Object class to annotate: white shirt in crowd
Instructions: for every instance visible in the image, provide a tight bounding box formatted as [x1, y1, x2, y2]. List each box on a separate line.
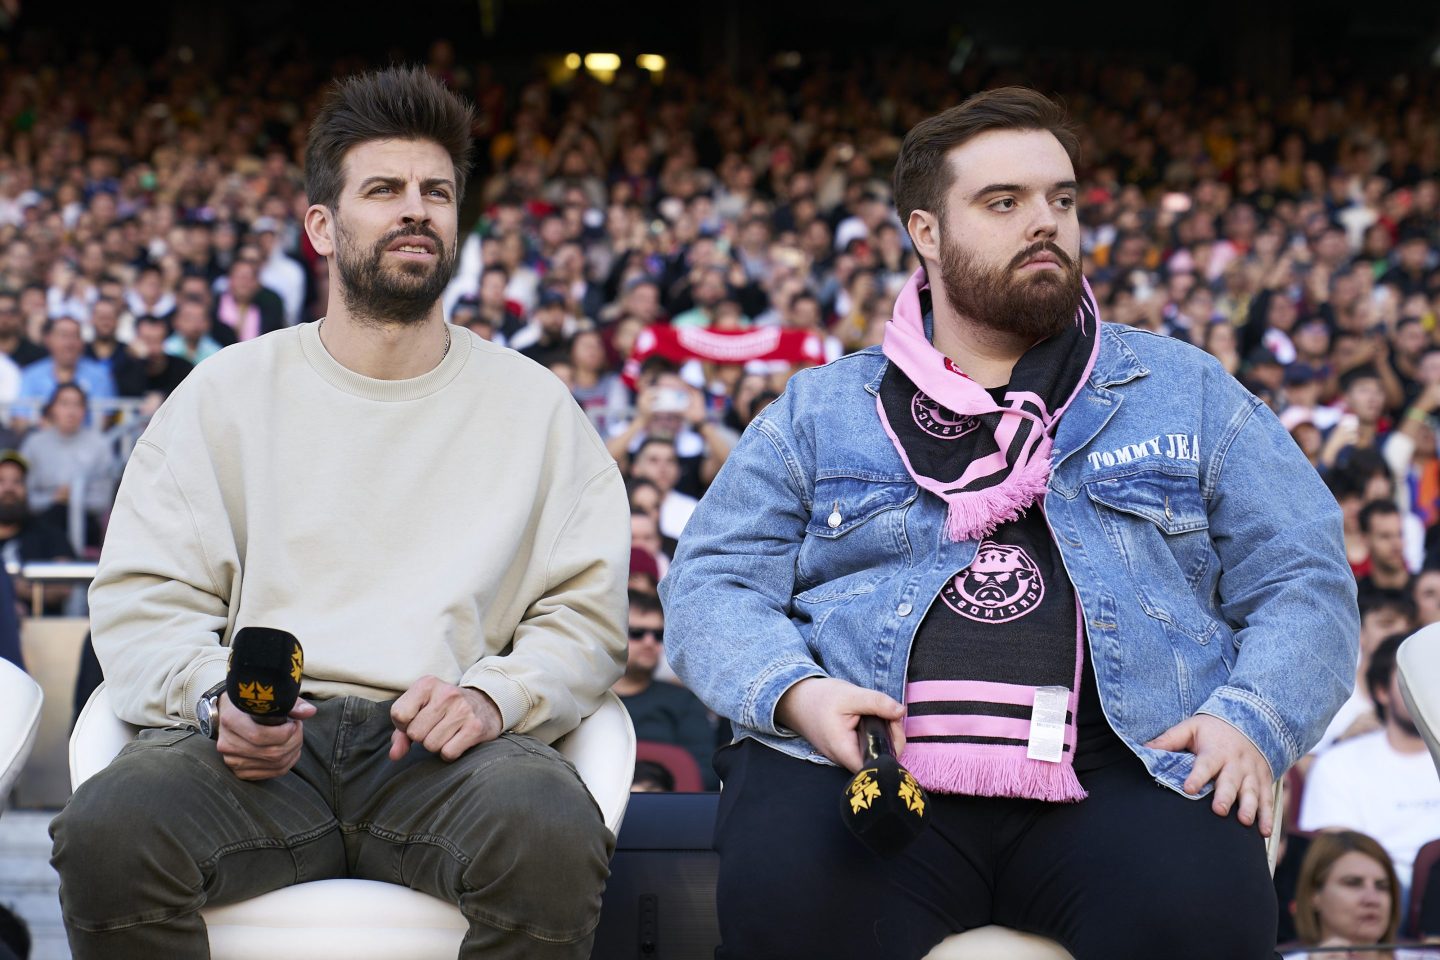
[261, 251, 307, 327]
[1299, 730, 1440, 891]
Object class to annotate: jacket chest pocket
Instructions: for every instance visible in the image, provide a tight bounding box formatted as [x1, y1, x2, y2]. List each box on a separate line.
[1084, 470, 1220, 645]
[795, 476, 917, 599]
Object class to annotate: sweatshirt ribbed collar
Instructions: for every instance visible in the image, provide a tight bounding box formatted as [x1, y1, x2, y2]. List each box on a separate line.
[299, 319, 469, 402]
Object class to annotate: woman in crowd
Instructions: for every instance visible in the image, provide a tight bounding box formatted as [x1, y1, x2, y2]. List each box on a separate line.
[1287, 830, 1403, 958]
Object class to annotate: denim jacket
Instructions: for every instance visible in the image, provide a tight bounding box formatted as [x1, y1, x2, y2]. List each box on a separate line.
[661, 324, 1359, 797]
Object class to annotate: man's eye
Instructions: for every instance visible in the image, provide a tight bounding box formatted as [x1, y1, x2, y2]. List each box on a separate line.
[1056, 196, 1075, 209]
[992, 198, 1016, 211]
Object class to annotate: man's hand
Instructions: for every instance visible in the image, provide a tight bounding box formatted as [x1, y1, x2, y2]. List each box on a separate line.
[775, 677, 905, 773]
[1146, 713, 1275, 837]
[216, 694, 316, 781]
[389, 675, 503, 762]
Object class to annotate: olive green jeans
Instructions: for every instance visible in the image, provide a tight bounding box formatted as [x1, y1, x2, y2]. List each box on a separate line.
[50, 696, 613, 959]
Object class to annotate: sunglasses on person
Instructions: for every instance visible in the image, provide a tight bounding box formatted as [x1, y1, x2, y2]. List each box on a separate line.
[627, 627, 663, 643]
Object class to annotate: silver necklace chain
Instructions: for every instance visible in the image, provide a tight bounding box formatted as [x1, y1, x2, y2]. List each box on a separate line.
[318, 319, 451, 362]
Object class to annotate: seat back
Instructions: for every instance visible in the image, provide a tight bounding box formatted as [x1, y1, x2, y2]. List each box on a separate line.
[636, 739, 705, 791]
[70, 683, 635, 833]
[1409, 836, 1440, 937]
[0, 658, 44, 801]
[1399, 626, 1440, 776]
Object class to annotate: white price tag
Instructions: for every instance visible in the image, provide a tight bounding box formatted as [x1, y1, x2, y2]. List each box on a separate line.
[1027, 686, 1069, 763]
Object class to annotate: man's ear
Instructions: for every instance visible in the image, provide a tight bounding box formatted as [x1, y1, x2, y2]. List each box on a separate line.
[305, 203, 336, 258]
[908, 209, 941, 266]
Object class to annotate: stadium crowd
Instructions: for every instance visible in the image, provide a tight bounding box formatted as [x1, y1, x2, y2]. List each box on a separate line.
[2, 36, 1440, 953]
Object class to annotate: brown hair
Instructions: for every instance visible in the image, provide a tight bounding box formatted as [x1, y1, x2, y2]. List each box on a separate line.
[305, 66, 475, 211]
[892, 86, 1080, 240]
[1293, 829, 1400, 944]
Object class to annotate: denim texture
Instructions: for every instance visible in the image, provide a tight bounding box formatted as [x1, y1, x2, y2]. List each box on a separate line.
[661, 324, 1360, 796]
[50, 696, 613, 959]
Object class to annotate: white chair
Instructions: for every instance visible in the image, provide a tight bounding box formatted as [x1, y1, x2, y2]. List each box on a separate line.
[70, 683, 636, 959]
[918, 779, 1288, 960]
[0, 657, 43, 802]
[1399, 623, 1440, 774]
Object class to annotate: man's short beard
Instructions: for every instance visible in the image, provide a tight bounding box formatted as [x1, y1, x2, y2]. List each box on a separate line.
[335, 217, 455, 326]
[938, 233, 1084, 343]
[0, 499, 28, 525]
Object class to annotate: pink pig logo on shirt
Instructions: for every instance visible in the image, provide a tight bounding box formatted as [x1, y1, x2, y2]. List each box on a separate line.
[911, 390, 980, 440]
[941, 541, 1045, 624]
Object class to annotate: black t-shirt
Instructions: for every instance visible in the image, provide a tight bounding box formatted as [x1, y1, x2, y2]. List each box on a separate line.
[0, 515, 75, 568]
[5, 339, 46, 368]
[114, 352, 194, 398]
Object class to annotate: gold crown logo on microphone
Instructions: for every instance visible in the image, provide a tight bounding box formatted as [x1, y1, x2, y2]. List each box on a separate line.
[238, 681, 277, 713]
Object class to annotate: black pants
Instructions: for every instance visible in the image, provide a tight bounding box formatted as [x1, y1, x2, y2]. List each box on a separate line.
[713, 739, 1277, 960]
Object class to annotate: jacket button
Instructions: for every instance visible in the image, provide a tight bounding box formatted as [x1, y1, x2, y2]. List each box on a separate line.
[897, 602, 912, 616]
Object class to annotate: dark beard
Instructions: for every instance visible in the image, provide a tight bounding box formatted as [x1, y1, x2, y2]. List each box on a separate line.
[335, 219, 456, 325]
[939, 235, 1084, 343]
[0, 500, 28, 525]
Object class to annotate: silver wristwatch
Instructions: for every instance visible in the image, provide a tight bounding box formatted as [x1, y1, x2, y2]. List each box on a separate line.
[196, 681, 227, 739]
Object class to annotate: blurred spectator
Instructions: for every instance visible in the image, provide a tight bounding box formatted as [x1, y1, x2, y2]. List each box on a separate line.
[0, 450, 76, 614]
[1356, 501, 1412, 606]
[631, 760, 676, 793]
[18, 383, 117, 552]
[568, 328, 625, 434]
[1314, 593, 1415, 753]
[251, 217, 307, 327]
[509, 290, 580, 366]
[164, 298, 222, 365]
[212, 259, 285, 345]
[612, 590, 718, 789]
[629, 437, 698, 544]
[1413, 569, 1440, 626]
[608, 372, 733, 497]
[1285, 830, 1400, 957]
[84, 297, 126, 368]
[629, 546, 660, 595]
[125, 265, 175, 323]
[0, 291, 45, 368]
[1300, 633, 1440, 893]
[114, 315, 194, 399]
[15, 316, 115, 420]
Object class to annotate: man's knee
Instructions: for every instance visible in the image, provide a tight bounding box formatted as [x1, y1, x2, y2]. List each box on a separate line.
[449, 741, 611, 939]
[51, 749, 206, 925]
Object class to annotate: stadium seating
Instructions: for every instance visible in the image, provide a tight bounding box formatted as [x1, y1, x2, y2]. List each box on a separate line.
[636, 739, 705, 791]
[69, 683, 635, 959]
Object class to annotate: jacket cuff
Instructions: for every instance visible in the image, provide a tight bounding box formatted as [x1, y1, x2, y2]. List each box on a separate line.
[463, 667, 532, 733]
[1196, 684, 1298, 778]
[745, 659, 828, 736]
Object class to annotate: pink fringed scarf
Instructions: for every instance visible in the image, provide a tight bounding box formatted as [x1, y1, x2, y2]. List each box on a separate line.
[877, 268, 1100, 543]
[878, 268, 1101, 802]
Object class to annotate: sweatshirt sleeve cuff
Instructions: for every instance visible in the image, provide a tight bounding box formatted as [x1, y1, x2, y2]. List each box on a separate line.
[462, 667, 533, 733]
[178, 655, 230, 725]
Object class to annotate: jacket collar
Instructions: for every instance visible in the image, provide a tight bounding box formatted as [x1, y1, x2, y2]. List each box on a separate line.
[1089, 323, 1149, 389]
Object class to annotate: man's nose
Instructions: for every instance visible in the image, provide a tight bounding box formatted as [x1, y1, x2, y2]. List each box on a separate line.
[398, 184, 429, 225]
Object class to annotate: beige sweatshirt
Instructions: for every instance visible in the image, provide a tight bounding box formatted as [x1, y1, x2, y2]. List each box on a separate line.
[90, 322, 629, 744]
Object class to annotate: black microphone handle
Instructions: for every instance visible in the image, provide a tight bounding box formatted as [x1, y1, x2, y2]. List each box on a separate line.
[857, 715, 894, 765]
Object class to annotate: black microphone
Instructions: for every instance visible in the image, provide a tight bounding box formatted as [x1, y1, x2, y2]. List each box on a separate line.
[226, 627, 304, 726]
[839, 716, 930, 858]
